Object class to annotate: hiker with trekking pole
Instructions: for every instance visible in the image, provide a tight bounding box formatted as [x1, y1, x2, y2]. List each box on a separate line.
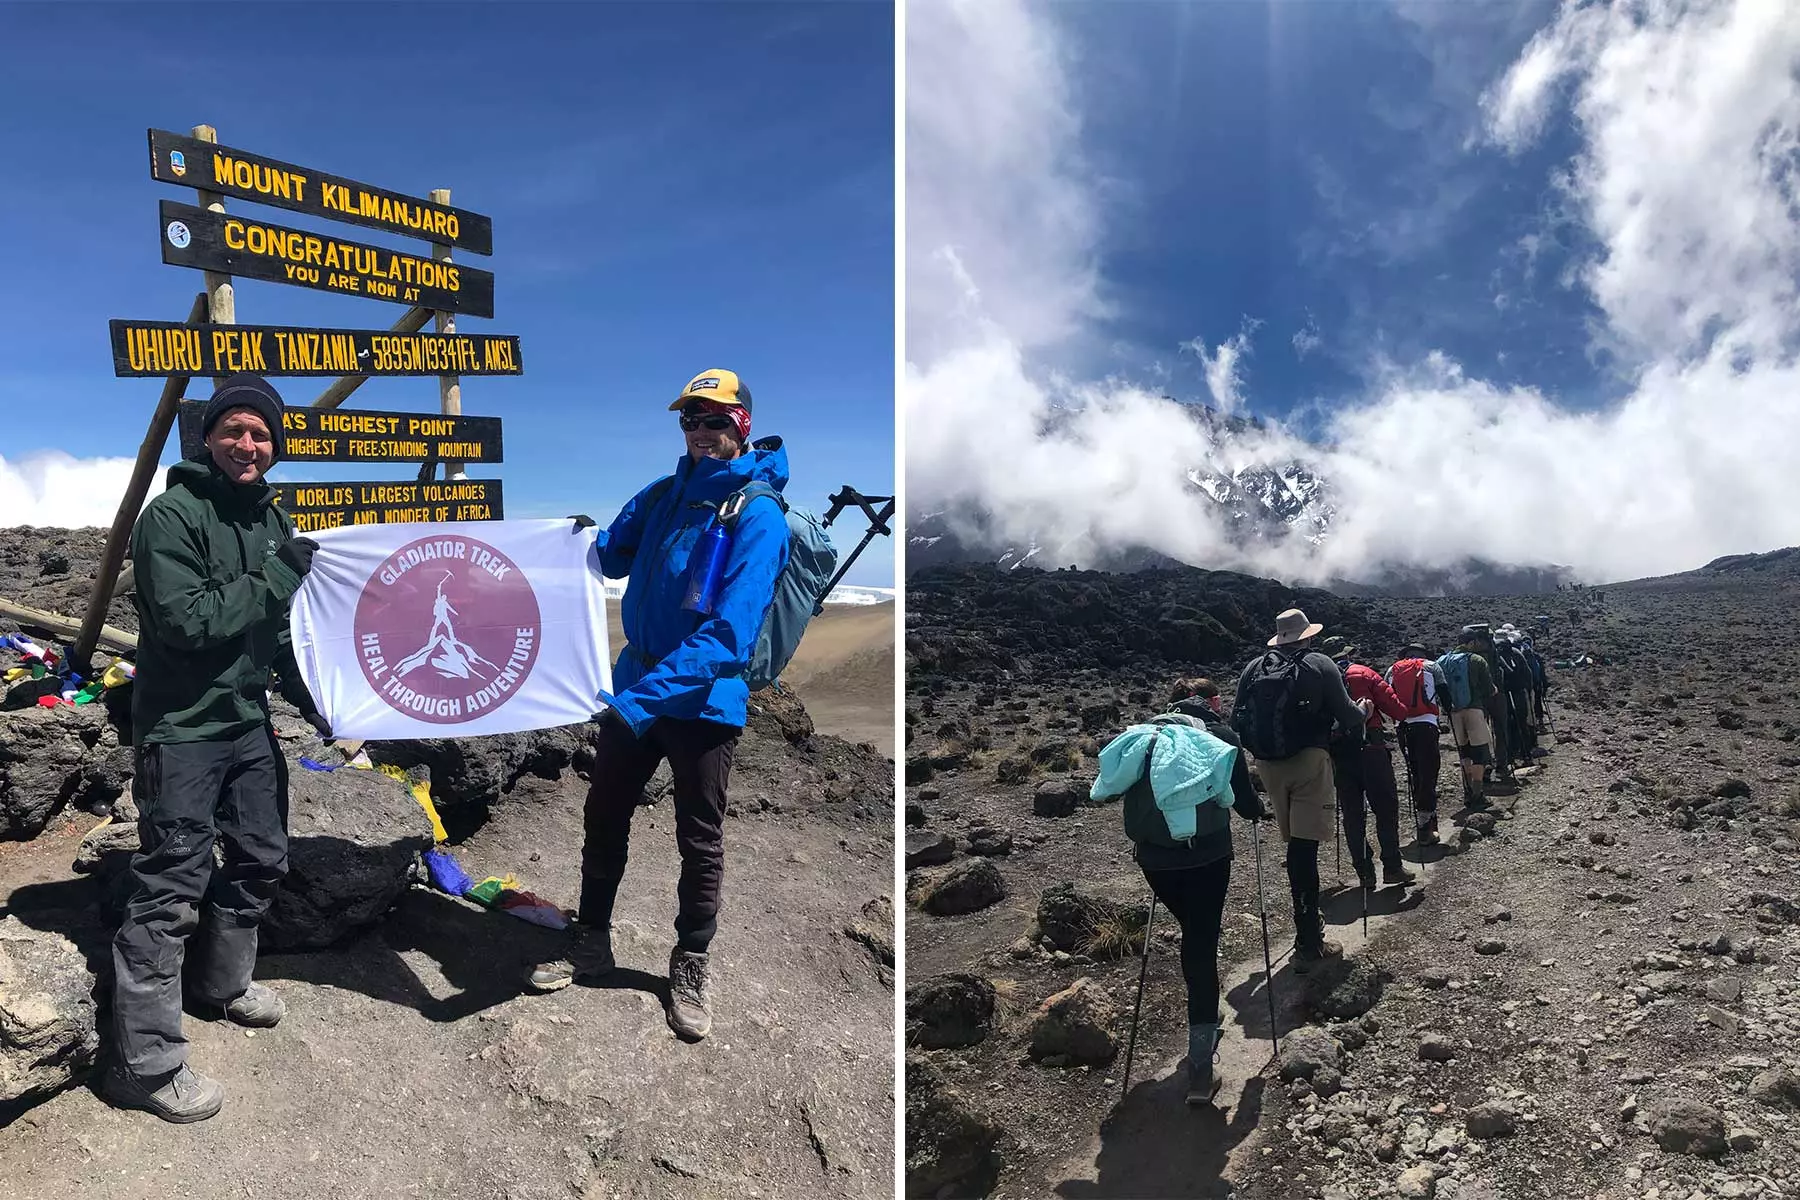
[1385, 642, 1449, 847]
[1320, 637, 1417, 906]
[1093, 678, 1268, 1107]
[1437, 628, 1499, 809]
[1231, 610, 1372, 976]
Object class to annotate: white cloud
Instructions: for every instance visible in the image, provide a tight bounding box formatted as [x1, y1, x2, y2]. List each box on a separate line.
[1180, 323, 1257, 415]
[0, 451, 160, 529]
[1292, 313, 1324, 358]
[906, 0, 1800, 585]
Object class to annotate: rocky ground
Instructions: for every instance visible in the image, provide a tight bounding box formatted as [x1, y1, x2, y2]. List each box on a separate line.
[0, 527, 896, 1200]
[903, 556, 1800, 1199]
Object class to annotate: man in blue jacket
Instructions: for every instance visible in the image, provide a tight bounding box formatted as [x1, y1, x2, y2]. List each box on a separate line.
[527, 369, 789, 1042]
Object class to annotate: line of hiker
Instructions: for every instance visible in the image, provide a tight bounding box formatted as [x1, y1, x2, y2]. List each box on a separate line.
[1101, 605, 1555, 1109]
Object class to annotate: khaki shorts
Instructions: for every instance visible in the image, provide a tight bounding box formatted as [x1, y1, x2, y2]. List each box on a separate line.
[1451, 709, 1491, 760]
[1255, 747, 1335, 843]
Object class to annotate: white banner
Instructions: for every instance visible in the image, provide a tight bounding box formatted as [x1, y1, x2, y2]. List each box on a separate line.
[289, 519, 611, 739]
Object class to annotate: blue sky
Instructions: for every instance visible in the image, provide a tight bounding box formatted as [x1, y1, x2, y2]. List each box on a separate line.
[1, 1, 895, 587]
[1060, 0, 1608, 431]
[908, 0, 1800, 583]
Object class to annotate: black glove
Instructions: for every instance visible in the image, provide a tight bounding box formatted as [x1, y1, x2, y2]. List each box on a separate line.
[595, 706, 634, 738]
[304, 711, 333, 741]
[277, 537, 319, 577]
[568, 514, 596, 530]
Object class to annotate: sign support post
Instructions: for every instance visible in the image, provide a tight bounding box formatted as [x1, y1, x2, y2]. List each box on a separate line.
[191, 125, 235, 326]
[429, 187, 465, 481]
[73, 292, 210, 668]
[309, 306, 433, 411]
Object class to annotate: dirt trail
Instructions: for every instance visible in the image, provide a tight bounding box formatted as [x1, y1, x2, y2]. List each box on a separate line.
[0, 709, 895, 1200]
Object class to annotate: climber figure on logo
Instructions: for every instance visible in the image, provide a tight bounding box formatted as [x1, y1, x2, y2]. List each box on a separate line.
[393, 571, 498, 681]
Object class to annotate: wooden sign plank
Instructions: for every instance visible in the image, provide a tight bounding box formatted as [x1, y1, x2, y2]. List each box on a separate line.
[159, 200, 496, 318]
[110, 319, 522, 378]
[274, 479, 504, 532]
[177, 402, 504, 464]
[148, 129, 494, 255]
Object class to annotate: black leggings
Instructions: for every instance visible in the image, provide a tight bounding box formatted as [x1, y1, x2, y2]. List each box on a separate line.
[1286, 836, 1320, 897]
[1143, 860, 1232, 1025]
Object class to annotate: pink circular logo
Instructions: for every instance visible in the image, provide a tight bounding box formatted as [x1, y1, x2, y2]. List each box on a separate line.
[353, 536, 541, 724]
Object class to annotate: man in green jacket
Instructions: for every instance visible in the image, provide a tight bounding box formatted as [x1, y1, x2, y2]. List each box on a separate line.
[103, 375, 325, 1124]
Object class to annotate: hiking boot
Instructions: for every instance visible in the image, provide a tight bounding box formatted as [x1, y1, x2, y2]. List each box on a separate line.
[1383, 862, 1417, 888]
[1184, 1022, 1221, 1106]
[98, 1063, 224, 1124]
[223, 983, 284, 1028]
[1417, 817, 1440, 846]
[1293, 936, 1344, 975]
[666, 948, 713, 1041]
[1351, 857, 1377, 891]
[526, 923, 616, 992]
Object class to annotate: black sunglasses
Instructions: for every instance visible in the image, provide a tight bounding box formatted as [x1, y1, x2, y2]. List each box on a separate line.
[679, 412, 738, 432]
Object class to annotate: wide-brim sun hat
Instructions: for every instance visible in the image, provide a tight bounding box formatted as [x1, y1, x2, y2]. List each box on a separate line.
[1269, 608, 1325, 647]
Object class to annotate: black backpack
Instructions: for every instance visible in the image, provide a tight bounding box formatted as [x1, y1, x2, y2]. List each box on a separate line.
[1232, 650, 1319, 761]
[1121, 715, 1233, 850]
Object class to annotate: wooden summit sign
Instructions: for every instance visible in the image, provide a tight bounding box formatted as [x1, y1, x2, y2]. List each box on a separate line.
[176, 401, 503, 464]
[110, 320, 522, 378]
[274, 478, 504, 532]
[159, 200, 496, 318]
[148, 129, 494, 255]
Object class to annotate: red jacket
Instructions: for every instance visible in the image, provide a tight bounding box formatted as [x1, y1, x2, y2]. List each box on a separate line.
[1343, 662, 1409, 733]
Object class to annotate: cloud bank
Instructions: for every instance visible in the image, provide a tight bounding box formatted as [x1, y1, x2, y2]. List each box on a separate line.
[0, 452, 157, 529]
[905, 0, 1800, 585]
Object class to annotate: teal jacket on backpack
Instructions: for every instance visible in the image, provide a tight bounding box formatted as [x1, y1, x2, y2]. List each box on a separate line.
[597, 440, 791, 735]
[1092, 718, 1238, 841]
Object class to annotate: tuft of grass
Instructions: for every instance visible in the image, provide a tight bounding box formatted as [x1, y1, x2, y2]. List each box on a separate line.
[1079, 913, 1148, 962]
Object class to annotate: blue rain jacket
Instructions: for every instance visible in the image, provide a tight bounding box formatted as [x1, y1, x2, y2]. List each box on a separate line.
[1090, 721, 1238, 840]
[597, 439, 791, 735]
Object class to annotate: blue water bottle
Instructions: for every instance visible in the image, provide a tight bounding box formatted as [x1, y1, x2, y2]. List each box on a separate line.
[681, 519, 731, 614]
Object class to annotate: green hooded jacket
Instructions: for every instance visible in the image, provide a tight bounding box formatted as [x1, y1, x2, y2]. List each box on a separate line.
[130, 459, 319, 745]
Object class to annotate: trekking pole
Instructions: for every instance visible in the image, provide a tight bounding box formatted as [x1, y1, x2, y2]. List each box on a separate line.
[814, 486, 894, 612]
[1251, 817, 1280, 1059]
[1120, 892, 1159, 1103]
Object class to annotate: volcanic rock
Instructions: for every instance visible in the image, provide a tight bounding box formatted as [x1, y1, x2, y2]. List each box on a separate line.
[906, 973, 996, 1050]
[1278, 1026, 1345, 1081]
[1026, 978, 1118, 1065]
[1032, 778, 1084, 818]
[1648, 1100, 1727, 1158]
[0, 917, 99, 1104]
[905, 1054, 1002, 1198]
[916, 859, 1006, 917]
[261, 763, 436, 950]
[1304, 955, 1391, 1019]
[905, 831, 956, 870]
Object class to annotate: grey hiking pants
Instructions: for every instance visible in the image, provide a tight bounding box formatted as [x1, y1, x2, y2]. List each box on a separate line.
[112, 725, 288, 1077]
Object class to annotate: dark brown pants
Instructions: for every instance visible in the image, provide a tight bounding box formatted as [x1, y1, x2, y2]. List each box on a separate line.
[578, 716, 738, 953]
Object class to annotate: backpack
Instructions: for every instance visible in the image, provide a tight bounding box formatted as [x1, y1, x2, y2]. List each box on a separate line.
[1232, 650, 1318, 761]
[640, 473, 840, 693]
[1495, 643, 1529, 696]
[1120, 716, 1234, 850]
[1389, 657, 1433, 719]
[719, 481, 839, 692]
[1437, 651, 1474, 710]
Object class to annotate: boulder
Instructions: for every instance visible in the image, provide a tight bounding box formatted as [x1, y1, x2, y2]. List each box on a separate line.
[905, 831, 956, 871]
[0, 916, 100, 1104]
[906, 973, 996, 1049]
[916, 859, 1006, 916]
[1648, 1100, 1728, 1158]
[905, 1054, 1002, 1197]
[0, 706, 108, 840]
[966, 827, 1013, 857]
[1278, 1026, 1345, 1082]
[1027, 978, 1118, 1065]
[1466, 1101, 1518, 1139]
[262, 763, 435, 950]
[744, 684, 815, 746]
[368, 723, 590, 811]
[72, 819, 140, 875]
[1032, 778, 1083, 817]
[1304, 955, 1391, 1019]
[1036, 882, 1144, 956]
[1749, 1068, 1800, 1110]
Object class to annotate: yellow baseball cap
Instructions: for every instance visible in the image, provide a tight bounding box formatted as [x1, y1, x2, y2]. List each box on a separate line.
[670, 369, 753, 413]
